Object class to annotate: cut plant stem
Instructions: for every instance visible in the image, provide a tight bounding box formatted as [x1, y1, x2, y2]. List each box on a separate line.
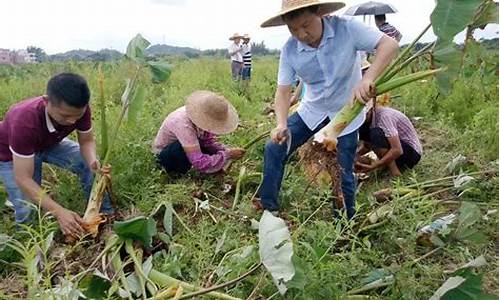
[382, 41, 436, 82]
[232, 166, 246, 210]
[243, 131, 269, 149]
[319, 68, 444, 151]
[410, 246, 443, 266]
[376, 23, 432, 84]
[177, 263, 262, 300]
[149, 269, 243, 300]
[81, 66, 142, 238]
[347, 276, 395, 295]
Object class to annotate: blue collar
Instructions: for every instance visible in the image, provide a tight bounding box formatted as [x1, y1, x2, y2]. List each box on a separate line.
[297, 18, 335, 52]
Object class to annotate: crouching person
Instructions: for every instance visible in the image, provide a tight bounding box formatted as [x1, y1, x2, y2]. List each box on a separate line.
[153, 91, 245, 175]
[357, 106, 422, 176]
[0, 73, 113, 236]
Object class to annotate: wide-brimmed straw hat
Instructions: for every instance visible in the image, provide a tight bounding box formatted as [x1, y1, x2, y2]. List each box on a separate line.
[229, 33, 244, 41]
[242, 33, 251, 40]
[185, 91, 239, 135]
[261, 0, 345, 28]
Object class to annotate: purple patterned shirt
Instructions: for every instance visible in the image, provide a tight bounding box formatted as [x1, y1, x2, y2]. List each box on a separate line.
[372, 107, 422, 154]
[153, 106, 228, 173]
[378, 22, 402, 41]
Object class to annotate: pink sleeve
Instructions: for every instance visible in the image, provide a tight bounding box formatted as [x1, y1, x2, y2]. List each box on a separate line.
[186, 150, 229, 173]
[171, 118, 200, 147]
[200, 132, 226, 153]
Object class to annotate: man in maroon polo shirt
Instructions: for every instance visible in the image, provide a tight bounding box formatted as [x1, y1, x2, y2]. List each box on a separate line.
[0, 73, 113, 236]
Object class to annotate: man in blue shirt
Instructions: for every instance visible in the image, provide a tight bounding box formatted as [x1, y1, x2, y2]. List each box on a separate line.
[259, 0, 398, 219]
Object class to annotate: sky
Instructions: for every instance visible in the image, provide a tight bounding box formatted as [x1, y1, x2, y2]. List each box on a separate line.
[0, 0, 498, 54]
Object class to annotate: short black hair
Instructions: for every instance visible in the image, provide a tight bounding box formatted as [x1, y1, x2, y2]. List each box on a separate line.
[46, 73, 90, 108]
[282, 5, 319, 22]
[375, 14, 386, 23]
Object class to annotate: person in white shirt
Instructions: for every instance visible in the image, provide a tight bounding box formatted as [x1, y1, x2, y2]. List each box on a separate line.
[227, 33, 244, 80]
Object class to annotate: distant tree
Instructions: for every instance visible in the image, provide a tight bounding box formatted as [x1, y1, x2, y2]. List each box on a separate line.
[27, 46, 48, 62]
[250, 41, 279, 56]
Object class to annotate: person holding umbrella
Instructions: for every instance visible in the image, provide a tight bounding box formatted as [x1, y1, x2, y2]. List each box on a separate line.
[344, 1, 402, 42]
[375, 14, 402, 42]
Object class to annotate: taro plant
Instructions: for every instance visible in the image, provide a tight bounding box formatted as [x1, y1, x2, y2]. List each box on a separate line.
[78, 34, 172, 239]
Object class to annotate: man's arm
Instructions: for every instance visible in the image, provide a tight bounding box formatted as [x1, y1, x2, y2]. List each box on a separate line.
[354, 35, 399, 102]
[77, 130, 99, 172]
[364, 136, 403, 176]
[13, 155, 85, 236]
[271, 85, 292, 144]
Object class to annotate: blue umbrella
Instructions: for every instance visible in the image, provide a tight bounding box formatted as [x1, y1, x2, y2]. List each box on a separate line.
[344, 1, 398, 16]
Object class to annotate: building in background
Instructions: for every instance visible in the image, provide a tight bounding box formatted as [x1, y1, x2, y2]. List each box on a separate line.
[0, 49, 37, 64]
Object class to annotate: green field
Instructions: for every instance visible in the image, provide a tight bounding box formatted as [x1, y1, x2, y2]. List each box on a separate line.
[0, 52, 498, 299]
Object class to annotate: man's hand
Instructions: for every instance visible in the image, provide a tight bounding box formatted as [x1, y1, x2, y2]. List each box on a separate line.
[271, 126, 289, 145]
[89, 160, 111, 175]
[351, 78, 376, 107]
[54, 207, 85, 237]
[228, 148, 246, 160]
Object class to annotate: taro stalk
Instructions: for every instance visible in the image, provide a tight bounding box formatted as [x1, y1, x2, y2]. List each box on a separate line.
[317, 68, 444, 151]
[80, 34, 171, 238]
[316, 0, 499, 151]
[313, 23, 441, 151]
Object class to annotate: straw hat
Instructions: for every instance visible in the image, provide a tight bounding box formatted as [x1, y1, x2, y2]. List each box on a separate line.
[242, 33, 251, 40]
[185, 91, 239, 135]
[229, 33, 244, 41]
[261, 0, 345, 28]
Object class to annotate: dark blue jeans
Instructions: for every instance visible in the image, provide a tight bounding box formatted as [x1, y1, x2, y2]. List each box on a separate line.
[259, 113, 359, 219]
[0, 139, 113, 224]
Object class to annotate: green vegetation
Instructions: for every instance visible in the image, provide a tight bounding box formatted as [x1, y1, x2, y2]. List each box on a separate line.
[0, 0, 498, 297]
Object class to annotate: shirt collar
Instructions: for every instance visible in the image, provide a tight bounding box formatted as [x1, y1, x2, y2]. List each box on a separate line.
[44, 107, 56, 133]
[297, 18, 335, 52]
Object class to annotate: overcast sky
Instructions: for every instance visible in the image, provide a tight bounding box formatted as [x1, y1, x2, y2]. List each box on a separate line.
[1, 0, 498, 54]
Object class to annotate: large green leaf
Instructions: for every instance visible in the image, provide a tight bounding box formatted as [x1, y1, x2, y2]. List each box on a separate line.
[432, 41, 464, 93]
[147, 61, 172, 83]
[431, 0, 483, 41]
[126, 34, 150, 63]
[150, 201, 173, 237]
[470, 0, 499, 30]
[431, 269, 496, 300]
[258, 210, 295, 295]
[79, 272, 112, 299]
[127, 85, 146, 125]
[113, 216, 157, 248]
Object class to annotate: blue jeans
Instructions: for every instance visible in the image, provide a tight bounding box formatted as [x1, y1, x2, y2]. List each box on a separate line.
[241, 66, 251, 80]
[259, 113, 359, 219]
[0, 139, 113, 223]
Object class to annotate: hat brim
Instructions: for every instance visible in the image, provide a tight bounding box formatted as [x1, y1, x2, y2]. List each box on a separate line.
[229, 36, 244, 40]
[185, 95, 239, 135]
[261, 2, 345, 28]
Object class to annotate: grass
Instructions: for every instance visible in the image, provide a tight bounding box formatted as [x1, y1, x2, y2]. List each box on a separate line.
[0, 54, 498, 299]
